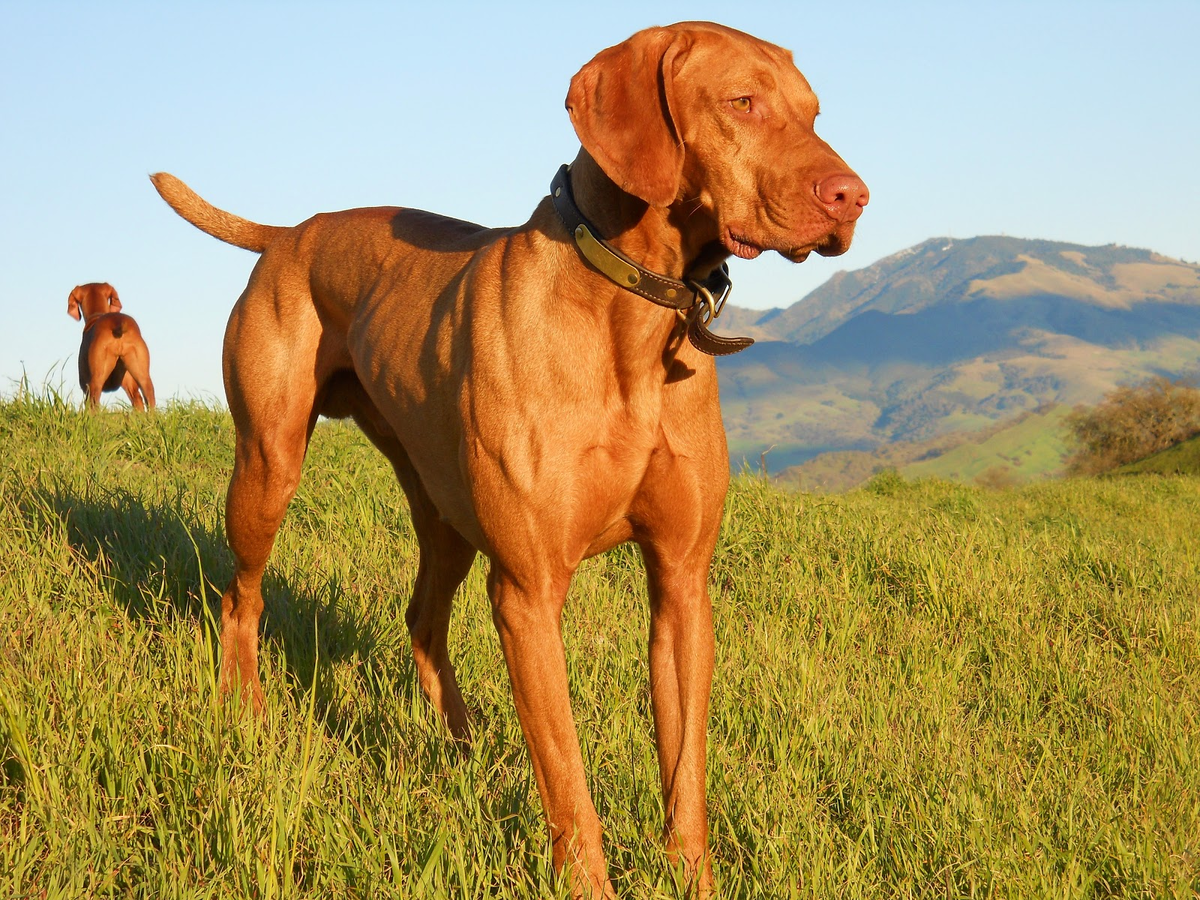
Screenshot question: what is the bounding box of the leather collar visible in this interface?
[550,164,753,356]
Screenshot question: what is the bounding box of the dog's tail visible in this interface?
[150,173,285,253]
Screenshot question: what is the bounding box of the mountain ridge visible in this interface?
[713,236,1200,479]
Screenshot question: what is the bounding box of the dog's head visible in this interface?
[566,22,867,263]
[68,282,122,323]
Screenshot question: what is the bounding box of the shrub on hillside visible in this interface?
[1064,376,1200,475]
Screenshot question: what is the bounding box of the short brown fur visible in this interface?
[152,22,865,897]
[67,282,155,411]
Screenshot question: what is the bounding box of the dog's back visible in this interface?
[69,284,154,410]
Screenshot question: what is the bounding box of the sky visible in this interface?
[2,1,1197,405]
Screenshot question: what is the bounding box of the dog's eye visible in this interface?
[730,97,752,112]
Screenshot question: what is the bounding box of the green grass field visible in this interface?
[2,391,1198,898]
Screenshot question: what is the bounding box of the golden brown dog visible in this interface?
[68,282,155,411]
[152,21,866,897]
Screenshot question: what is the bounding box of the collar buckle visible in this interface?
[686,264,732,328]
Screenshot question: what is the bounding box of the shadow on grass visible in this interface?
[35,483,422,752]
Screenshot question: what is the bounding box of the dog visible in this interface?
[151,21,866,897]
[67,282,155,411]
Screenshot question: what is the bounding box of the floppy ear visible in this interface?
[566,28,687,208]
[67,286,84,321]
[106,285,122,311]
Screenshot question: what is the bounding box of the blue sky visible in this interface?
[2,1,1197,404]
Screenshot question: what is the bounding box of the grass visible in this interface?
[2,390,1199,898]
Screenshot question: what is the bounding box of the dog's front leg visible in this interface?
[487,564,616,899]
[642,541,717,897]
[632,361,727,898]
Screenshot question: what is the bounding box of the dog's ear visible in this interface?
[566,27,687,208]
[67,286,84,321]
[106,285,122,311]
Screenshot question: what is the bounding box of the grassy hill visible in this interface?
[1113,433,1200,476]
[3,396,1199,897]
[900,404,1071,485]
[780,405,1072,492]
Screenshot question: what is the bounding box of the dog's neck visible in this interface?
[557,152,754,358]
[566,151,728,281]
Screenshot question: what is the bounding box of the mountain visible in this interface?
[713,236,1200,479]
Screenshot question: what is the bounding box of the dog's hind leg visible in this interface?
[397,467,476,740]
[121,343,156,411]
[220,417,314,709]
[335,381,477,740]
[119,372,145,410]
[84,375,107,410]
[217,277,324,711]
[84,343,117,411]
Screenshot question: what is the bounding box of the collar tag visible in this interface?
[573,222,642,288]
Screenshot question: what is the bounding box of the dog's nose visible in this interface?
[815,174,869,222]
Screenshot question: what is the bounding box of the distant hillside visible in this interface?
[1113,435,1200,476]
[715,236,1200,476]
[779,405,1070,492]
[900,404,1071,486]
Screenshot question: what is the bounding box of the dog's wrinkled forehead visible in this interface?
[673,27,819,120]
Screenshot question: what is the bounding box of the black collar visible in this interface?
[550,164,753,356]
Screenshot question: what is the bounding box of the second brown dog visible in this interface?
[68,282,155,410]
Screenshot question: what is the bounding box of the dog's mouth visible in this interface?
[723,229,765,260]
[814,223,857,259]
[724,224,856,265]
[728,229,834,262]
